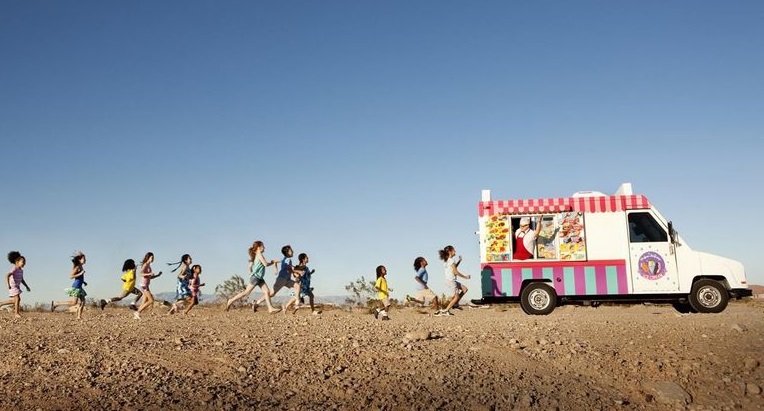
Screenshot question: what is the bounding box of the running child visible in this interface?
[51,251,88,320]
[182,265,205,314]
[295,253,319,315]
[282,250,304,314]
[405,256,442,315]
[167,254,193,314]
[0,251,31,318]
[225,241,280,313]
[439,245,471,316]
[135,252,162,319]
[99,259,143,310]
[373,265,391,320]
[256,245,300,311]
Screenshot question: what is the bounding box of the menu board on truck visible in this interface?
[557,212,586,260]
[485,213,511,262]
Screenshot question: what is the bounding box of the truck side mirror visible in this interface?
[668,221,677,244]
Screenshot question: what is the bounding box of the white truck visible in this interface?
[473,183,752,314]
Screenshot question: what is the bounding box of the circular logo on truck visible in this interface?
[637,251,666,280]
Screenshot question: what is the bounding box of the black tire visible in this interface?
[688,279,729,313]
[672,302,697,314]
[519,283,557,315]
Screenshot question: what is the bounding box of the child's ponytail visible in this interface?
[167,254,191,272]
[438,246,454,262]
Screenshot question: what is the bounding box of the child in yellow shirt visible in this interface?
[374,265,391,320]
[100,259,142,310]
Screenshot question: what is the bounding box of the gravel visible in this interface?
[0,301,762,410]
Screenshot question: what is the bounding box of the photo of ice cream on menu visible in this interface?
[485,213,511,261]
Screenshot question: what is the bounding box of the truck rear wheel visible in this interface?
[520,283,557,315]
[688,279,729,313]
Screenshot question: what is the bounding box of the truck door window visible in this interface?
[628,212,668,243]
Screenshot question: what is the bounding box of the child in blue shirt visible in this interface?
[295,253,319,315]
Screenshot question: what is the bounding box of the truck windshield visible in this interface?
[628,212,668,243]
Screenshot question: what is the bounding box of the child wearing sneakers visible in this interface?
[439,245,471,316]
[100,259,143,310]
[405,257,442,315]
[373,265,391,320]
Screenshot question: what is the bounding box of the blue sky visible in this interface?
[1,1,762,306]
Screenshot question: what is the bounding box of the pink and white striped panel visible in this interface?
[479,195,650,216]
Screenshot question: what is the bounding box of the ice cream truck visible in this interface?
[474,183,752,315]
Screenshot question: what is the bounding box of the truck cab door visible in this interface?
[627,211,680,293]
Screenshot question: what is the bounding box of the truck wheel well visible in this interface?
[692,276,730,290]
[521,279,553,289]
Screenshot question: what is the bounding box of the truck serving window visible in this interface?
[628,212,668,243]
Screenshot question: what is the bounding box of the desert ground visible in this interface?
[0,300,762,411]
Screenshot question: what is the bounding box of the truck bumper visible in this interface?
[730,288,753,299]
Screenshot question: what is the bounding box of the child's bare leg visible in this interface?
[132,291,142,305]
[52,297,77,311]
[108,290,130,303]
[76,297,85,319]
[283,296,294,313]
[382,303,391,319]
[292,283,301,307]
[169,299,184,314]
[256,285,279,305]
[183,298,196,314]
[445,285,467,311]
[226,285,254,311]
[1,297,21,316]
[259,285,278,312]
[138,291,154,314]
[13,295,21,316]
[445,294,460,311]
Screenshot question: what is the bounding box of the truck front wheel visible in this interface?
[520,283,557,315]
[688,279,729,313]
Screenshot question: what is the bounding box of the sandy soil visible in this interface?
[0,300,762,410]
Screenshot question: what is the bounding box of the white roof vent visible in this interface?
[614,182,633,196]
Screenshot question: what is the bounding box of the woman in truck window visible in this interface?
[513,216,542,260]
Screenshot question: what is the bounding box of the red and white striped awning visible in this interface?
[478,195,651,217]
